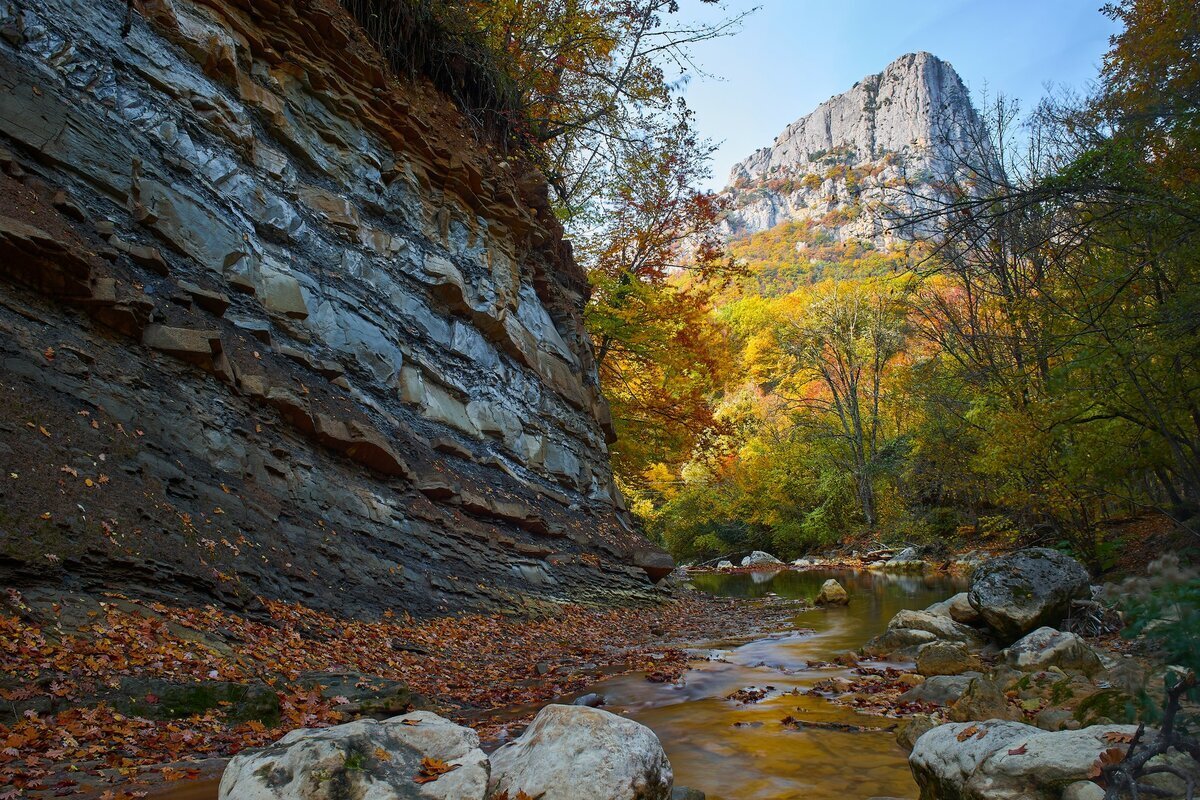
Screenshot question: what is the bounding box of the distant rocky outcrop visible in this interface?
[720,52,991,245]
[0,0,670,618]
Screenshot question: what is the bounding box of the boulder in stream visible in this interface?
[741,551,783,567]
[926,592,982,626]
[1004,627,1104,676]
[885,547,927,571]
[488,704,673,800]
[218,711,489,799]
[968,548,1091,641]
[887,609,986,647]
[815,578,850,606]
[915,641,981,676]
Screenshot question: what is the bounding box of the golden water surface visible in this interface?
[598,569,965,800]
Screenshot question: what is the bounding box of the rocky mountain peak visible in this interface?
[721,52,989,244]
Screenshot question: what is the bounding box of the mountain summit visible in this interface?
[720,52,987,244]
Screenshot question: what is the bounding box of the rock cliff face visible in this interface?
[721,52,988,244]
[0,0,671,617]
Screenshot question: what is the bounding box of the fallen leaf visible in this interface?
[414,757,459,784]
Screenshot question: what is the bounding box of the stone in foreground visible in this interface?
[488,704,673,800]
[910,720,1140,800]
[968,548,1090,642]
[218,711,488,799]
[815,578,849,606]
[899,674,979,707]
[864,627,938,658]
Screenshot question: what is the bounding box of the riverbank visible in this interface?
[6,552,1190,799]
[0,585,805,798]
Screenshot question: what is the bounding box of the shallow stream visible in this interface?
[592,568,966,800]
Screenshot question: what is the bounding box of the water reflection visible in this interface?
[593,568,966,800]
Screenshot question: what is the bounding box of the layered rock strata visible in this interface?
[0,0,671,617]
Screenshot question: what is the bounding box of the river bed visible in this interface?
[590,568,966,800]
[147,568,963,800]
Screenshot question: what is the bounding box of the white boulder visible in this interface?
[888,609,986,646]
[741,550,783,567]
[488,704,673,800]
[1003,627,1103,675]
[218,711,489,800]
[911,720,1140,800]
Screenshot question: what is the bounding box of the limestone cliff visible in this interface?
[721,52,989,244]
[0,0,672,617]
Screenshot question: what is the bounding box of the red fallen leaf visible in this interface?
[414,757,459,784]
[144,694,159,705]
[1008,744,1028,755]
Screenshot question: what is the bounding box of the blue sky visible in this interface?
[678,0,1121,190]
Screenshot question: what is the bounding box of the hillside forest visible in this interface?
[408,0,1200,571]
[553,0,1199,572]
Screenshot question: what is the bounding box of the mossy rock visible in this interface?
[299,671,425,718]
[111,678,280,725]
[1072,688,1136,726]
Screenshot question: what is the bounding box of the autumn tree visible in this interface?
[774,280,910,528]
[581,111,739,480]
[892,0,1200,562]
[458,0,753,217]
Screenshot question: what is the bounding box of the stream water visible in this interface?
[591,568,967,800]
[147,568,963,800]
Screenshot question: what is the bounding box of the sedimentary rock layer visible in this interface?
[0,0,671,616]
